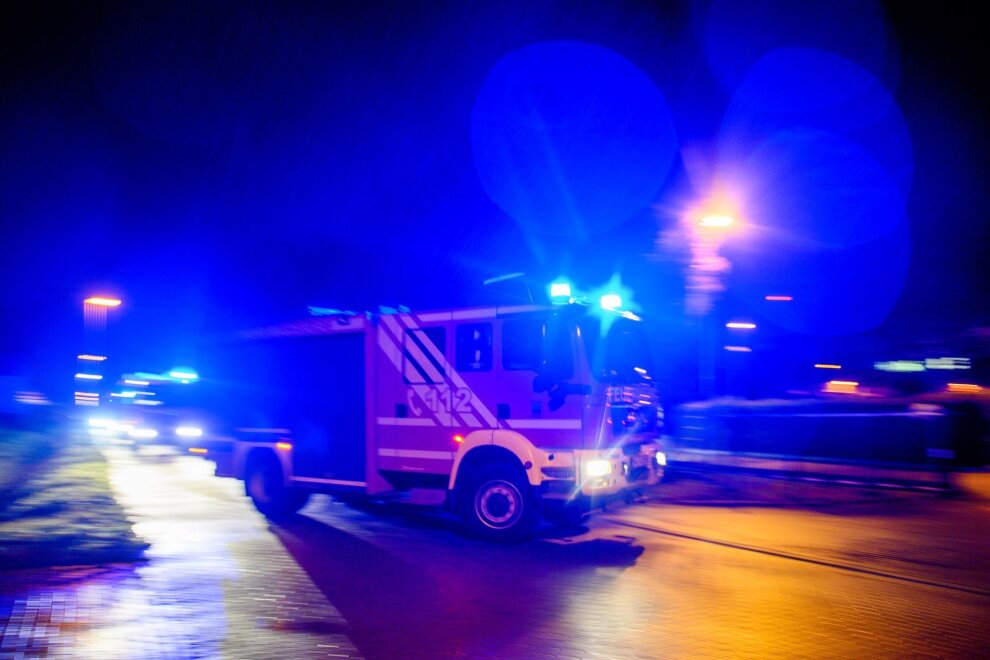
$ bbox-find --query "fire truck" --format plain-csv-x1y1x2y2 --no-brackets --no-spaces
194,286,665,541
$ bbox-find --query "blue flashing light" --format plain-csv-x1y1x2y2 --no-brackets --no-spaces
167,368,199,381
600,294,622,310
550,281,572,300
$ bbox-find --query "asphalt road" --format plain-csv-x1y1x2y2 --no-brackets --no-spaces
3,446,989,659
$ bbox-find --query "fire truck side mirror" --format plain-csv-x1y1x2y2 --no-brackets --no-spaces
533,374,554,393
547,382,591,411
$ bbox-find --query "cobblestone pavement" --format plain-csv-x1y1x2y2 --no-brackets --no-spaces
2,448,989,658
1,447,359,659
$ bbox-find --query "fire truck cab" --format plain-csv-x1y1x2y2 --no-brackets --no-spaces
201,295,665,541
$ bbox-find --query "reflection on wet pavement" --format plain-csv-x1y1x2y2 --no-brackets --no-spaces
1,447,360,659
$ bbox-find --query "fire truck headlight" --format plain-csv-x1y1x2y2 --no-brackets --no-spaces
584,459,612,478
176,426,203,438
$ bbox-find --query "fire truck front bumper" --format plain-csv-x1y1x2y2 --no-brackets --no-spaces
538,442,665,508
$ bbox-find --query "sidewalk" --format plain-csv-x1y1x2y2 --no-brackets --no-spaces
0,447,360,659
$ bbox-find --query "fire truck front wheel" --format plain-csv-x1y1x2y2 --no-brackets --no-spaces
245,452,310,519
460,464,539,542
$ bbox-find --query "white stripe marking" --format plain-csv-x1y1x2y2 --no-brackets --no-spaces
506,419,582,430
416,311,453,322
378,448,454,460
292,477,366,487
377,417,436,427
450,308,497,320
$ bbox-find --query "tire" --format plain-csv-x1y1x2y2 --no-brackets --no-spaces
459,464,540,542
246,453,310,519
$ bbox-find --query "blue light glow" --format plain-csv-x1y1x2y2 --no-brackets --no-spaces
167,368,199,381
600,294,622,310
550,282,572,299
700,0,895,91
471,41,677,237
719,47,914,196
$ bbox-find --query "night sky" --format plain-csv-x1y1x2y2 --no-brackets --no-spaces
1,1,987,393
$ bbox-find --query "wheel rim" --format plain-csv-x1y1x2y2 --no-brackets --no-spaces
475,479,522,529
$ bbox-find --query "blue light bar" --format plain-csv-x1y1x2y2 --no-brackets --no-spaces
550,282,572,299
600,294,622,310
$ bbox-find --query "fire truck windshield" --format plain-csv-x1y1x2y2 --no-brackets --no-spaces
581,317,655,383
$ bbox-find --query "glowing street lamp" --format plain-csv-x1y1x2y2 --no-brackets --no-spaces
79,295,122,406
83,297,122,307
699,214,734,229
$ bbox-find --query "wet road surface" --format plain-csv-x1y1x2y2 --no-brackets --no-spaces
2,446,989,658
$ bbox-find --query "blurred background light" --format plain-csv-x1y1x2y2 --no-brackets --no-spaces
471,40,677,238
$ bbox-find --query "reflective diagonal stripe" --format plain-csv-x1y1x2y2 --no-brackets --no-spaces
399,315,498,428
459,412,482,428
382,316,444,385
377,320,447,426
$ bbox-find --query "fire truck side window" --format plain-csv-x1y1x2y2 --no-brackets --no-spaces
502,318,542,371
402,327,446,384
456,323,492,372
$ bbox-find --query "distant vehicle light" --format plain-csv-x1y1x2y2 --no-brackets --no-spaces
275,442,293,451
633,367,647,375
84,297,122,307
764,295,793,302
825,380,859,394
550,282,572,298
14,391,49,405
176,426,203,438
75,373,103,380
77,354,107,361
188,447,208,455
133,399,163,406
925,357,971,371
724,345,752,352
947,383,982,393
124,379,150,386
814,364,842,369
656,452,667,467
128,428,158,439
725,322,756,330
584,459,612,478
110,391,138,398
599,294,622,310
874,360,926,373
168,369,199,381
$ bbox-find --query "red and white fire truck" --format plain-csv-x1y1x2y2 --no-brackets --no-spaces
195,289,665,541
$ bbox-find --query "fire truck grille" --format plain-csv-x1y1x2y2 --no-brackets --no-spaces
540,466,576,480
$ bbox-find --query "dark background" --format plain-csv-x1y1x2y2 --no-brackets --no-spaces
0,1,986,397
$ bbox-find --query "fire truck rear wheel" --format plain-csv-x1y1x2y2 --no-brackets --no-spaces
246,453,310,519
461,464,539,542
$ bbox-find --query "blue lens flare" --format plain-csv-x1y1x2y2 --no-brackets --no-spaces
719,47,914,196
698,0,897,91
471,40,678,238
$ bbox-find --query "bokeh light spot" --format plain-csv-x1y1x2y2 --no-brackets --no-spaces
471,41,678,237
